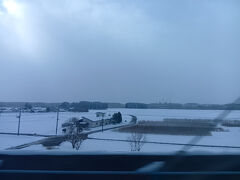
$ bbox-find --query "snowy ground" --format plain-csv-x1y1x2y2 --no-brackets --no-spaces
0,135,42,150
45,126,240,154
1,108,240,135
0,108,240,152
0,110,132,135
23,126,240,154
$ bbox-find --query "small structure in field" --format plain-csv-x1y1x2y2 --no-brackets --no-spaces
221,120,240,127
118,118,225,136
62,112,122,134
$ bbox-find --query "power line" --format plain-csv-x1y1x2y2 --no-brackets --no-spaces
56,107,60,135
161,97,240,171
87,137,240,149
17,108,21,135
181,97,240,152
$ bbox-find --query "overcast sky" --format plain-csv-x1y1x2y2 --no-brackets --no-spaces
0,0,239,104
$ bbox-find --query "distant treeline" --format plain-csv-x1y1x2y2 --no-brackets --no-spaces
125,102,240,110
59,101,108,112
1,101,240,112
0,102,59,108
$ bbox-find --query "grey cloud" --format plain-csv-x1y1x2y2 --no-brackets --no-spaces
0,0,239,103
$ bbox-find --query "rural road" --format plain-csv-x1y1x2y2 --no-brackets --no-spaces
6,123,134,150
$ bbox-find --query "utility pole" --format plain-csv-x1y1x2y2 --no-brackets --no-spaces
102,116,104,132
17,108,21,135
55,107,59,135
101,113,105,133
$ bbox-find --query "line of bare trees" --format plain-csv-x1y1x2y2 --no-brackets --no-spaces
66,125,87,150
127,132,146,152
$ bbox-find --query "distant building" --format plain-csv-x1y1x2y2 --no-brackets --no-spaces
61,112,121,134
31,107,47,113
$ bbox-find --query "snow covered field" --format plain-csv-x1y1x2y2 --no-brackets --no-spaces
46,125,240,154
1,108,240,135
23,127,240,154
0,109,132,135
0,108,240,152
0,135,41,150
1,109,240,135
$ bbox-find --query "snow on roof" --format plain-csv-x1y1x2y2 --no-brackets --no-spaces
81,114,102,121
81,112,114,122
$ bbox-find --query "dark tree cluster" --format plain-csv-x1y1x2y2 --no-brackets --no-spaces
24,103,32,110
112,112,122,124
125,103,148,109
59,101,108,112
59,102,70,109
125,102,240,110
148,103,183,109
